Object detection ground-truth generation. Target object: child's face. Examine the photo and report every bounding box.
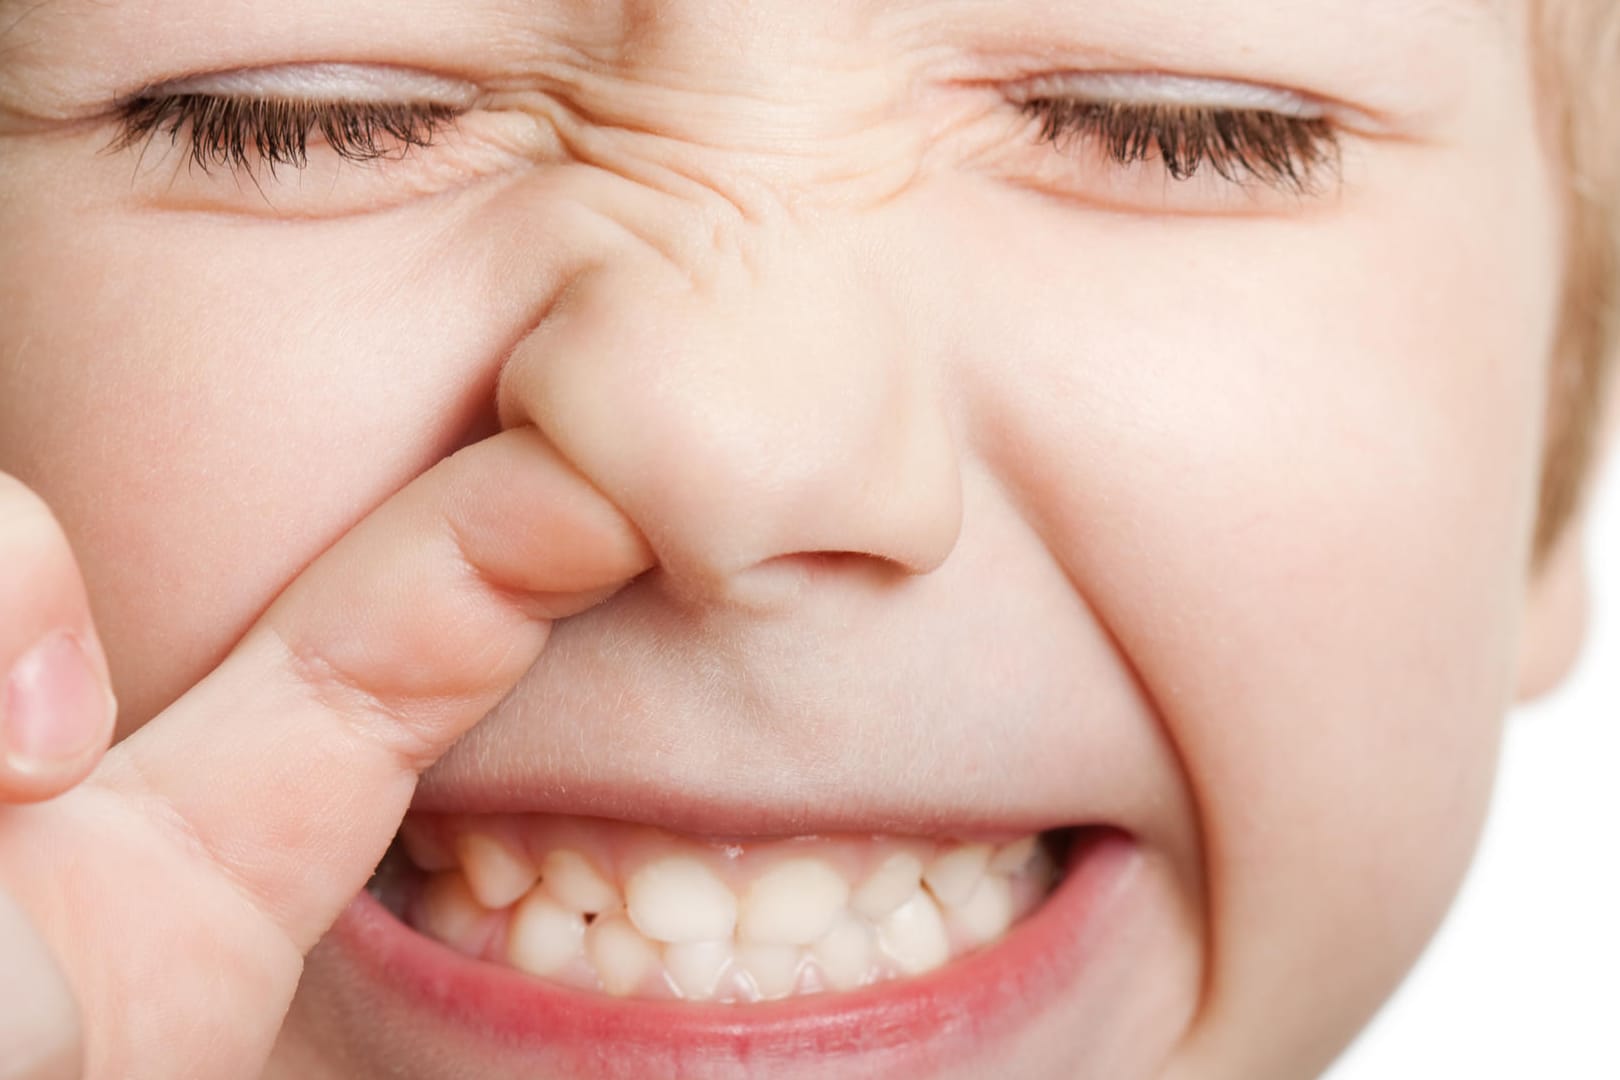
[0,1,1578,1077]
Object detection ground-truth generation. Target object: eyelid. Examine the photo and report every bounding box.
[1008,72,1340,122]
[140,62,480,109]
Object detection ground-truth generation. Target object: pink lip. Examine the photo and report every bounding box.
[329,829,1141,1078]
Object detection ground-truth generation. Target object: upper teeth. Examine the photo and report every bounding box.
[851,851,924,920]
[455,833,541,909]
[738,858,850,946]
[921,842,992,907]
[399,815,1057,1003]
[626,856,739,943]
[540,848,621,915]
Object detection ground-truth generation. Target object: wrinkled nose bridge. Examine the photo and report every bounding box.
[495,239,963,597]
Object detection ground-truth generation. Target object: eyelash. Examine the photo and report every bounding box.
[109,95,457,174]
[106,90,1340,196]
[1020,97,1341,193]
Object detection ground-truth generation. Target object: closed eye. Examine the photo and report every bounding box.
[1020,96,1341,194]
[108,94,463,177]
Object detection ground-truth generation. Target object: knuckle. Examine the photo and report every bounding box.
[266,628,446,775]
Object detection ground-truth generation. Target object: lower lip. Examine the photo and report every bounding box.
[331,829,1140,1078]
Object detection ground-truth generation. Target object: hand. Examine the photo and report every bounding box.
[0,429,651,1079]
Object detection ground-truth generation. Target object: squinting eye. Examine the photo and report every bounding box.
[1021,97,1340,194]
[1006,73,1344,199]
[108,94,462,176]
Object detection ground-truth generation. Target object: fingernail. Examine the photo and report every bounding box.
[2,631,116,773]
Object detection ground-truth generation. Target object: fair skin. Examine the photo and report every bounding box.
[0,0,1605,1078]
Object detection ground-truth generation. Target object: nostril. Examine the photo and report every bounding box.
[762,550,915,583]
[648,550,913,615]
[755,551,914,608]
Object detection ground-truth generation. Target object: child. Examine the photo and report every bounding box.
[0,1,1615,1077]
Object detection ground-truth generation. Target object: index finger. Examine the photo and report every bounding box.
[101,425,651,949]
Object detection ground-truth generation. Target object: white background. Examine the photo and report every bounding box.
[1327,452,1620,1078]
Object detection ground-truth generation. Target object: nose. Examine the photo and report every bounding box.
[495,225,962,608]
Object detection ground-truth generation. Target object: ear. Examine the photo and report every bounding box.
[1515,521,1591,702]
[1517,368,1620,701]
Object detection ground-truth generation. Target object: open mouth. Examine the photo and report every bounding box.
[328,818,1155,1079]
[368,814,1080,1004]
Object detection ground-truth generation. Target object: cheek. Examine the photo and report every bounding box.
[942,136,1560,1065]
[0,208,506,731]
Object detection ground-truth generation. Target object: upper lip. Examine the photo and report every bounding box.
[407,667,1139,843]
[406,569,1184,855]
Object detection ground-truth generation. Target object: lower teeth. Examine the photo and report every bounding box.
[369,821,1068,1003]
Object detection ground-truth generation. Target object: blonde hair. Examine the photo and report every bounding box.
[1535,0,1620,563]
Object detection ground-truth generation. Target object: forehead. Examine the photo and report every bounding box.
[0,0,1515,98]
[0,0,1505,36]
[0,0,1523,145]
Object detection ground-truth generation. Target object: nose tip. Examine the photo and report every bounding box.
[496,248,962,606]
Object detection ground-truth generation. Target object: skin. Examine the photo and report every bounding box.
[0,0,1607,1077]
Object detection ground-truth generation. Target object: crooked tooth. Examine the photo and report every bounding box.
[923,843,992,907]
[851,852,923,922]
[418,872,491,956]
[988,836,1038,876]
[811,912,874,992]
[943,874,1015,948]
[664,940,732,1002]
[541,849,621,915]
[735,943,803,1001]
[586,913,661,997]
[877,892,950,976]
[739,857,849,946]
[456,833,540,910]
[626,855,737,944]
[506,890,586,977]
